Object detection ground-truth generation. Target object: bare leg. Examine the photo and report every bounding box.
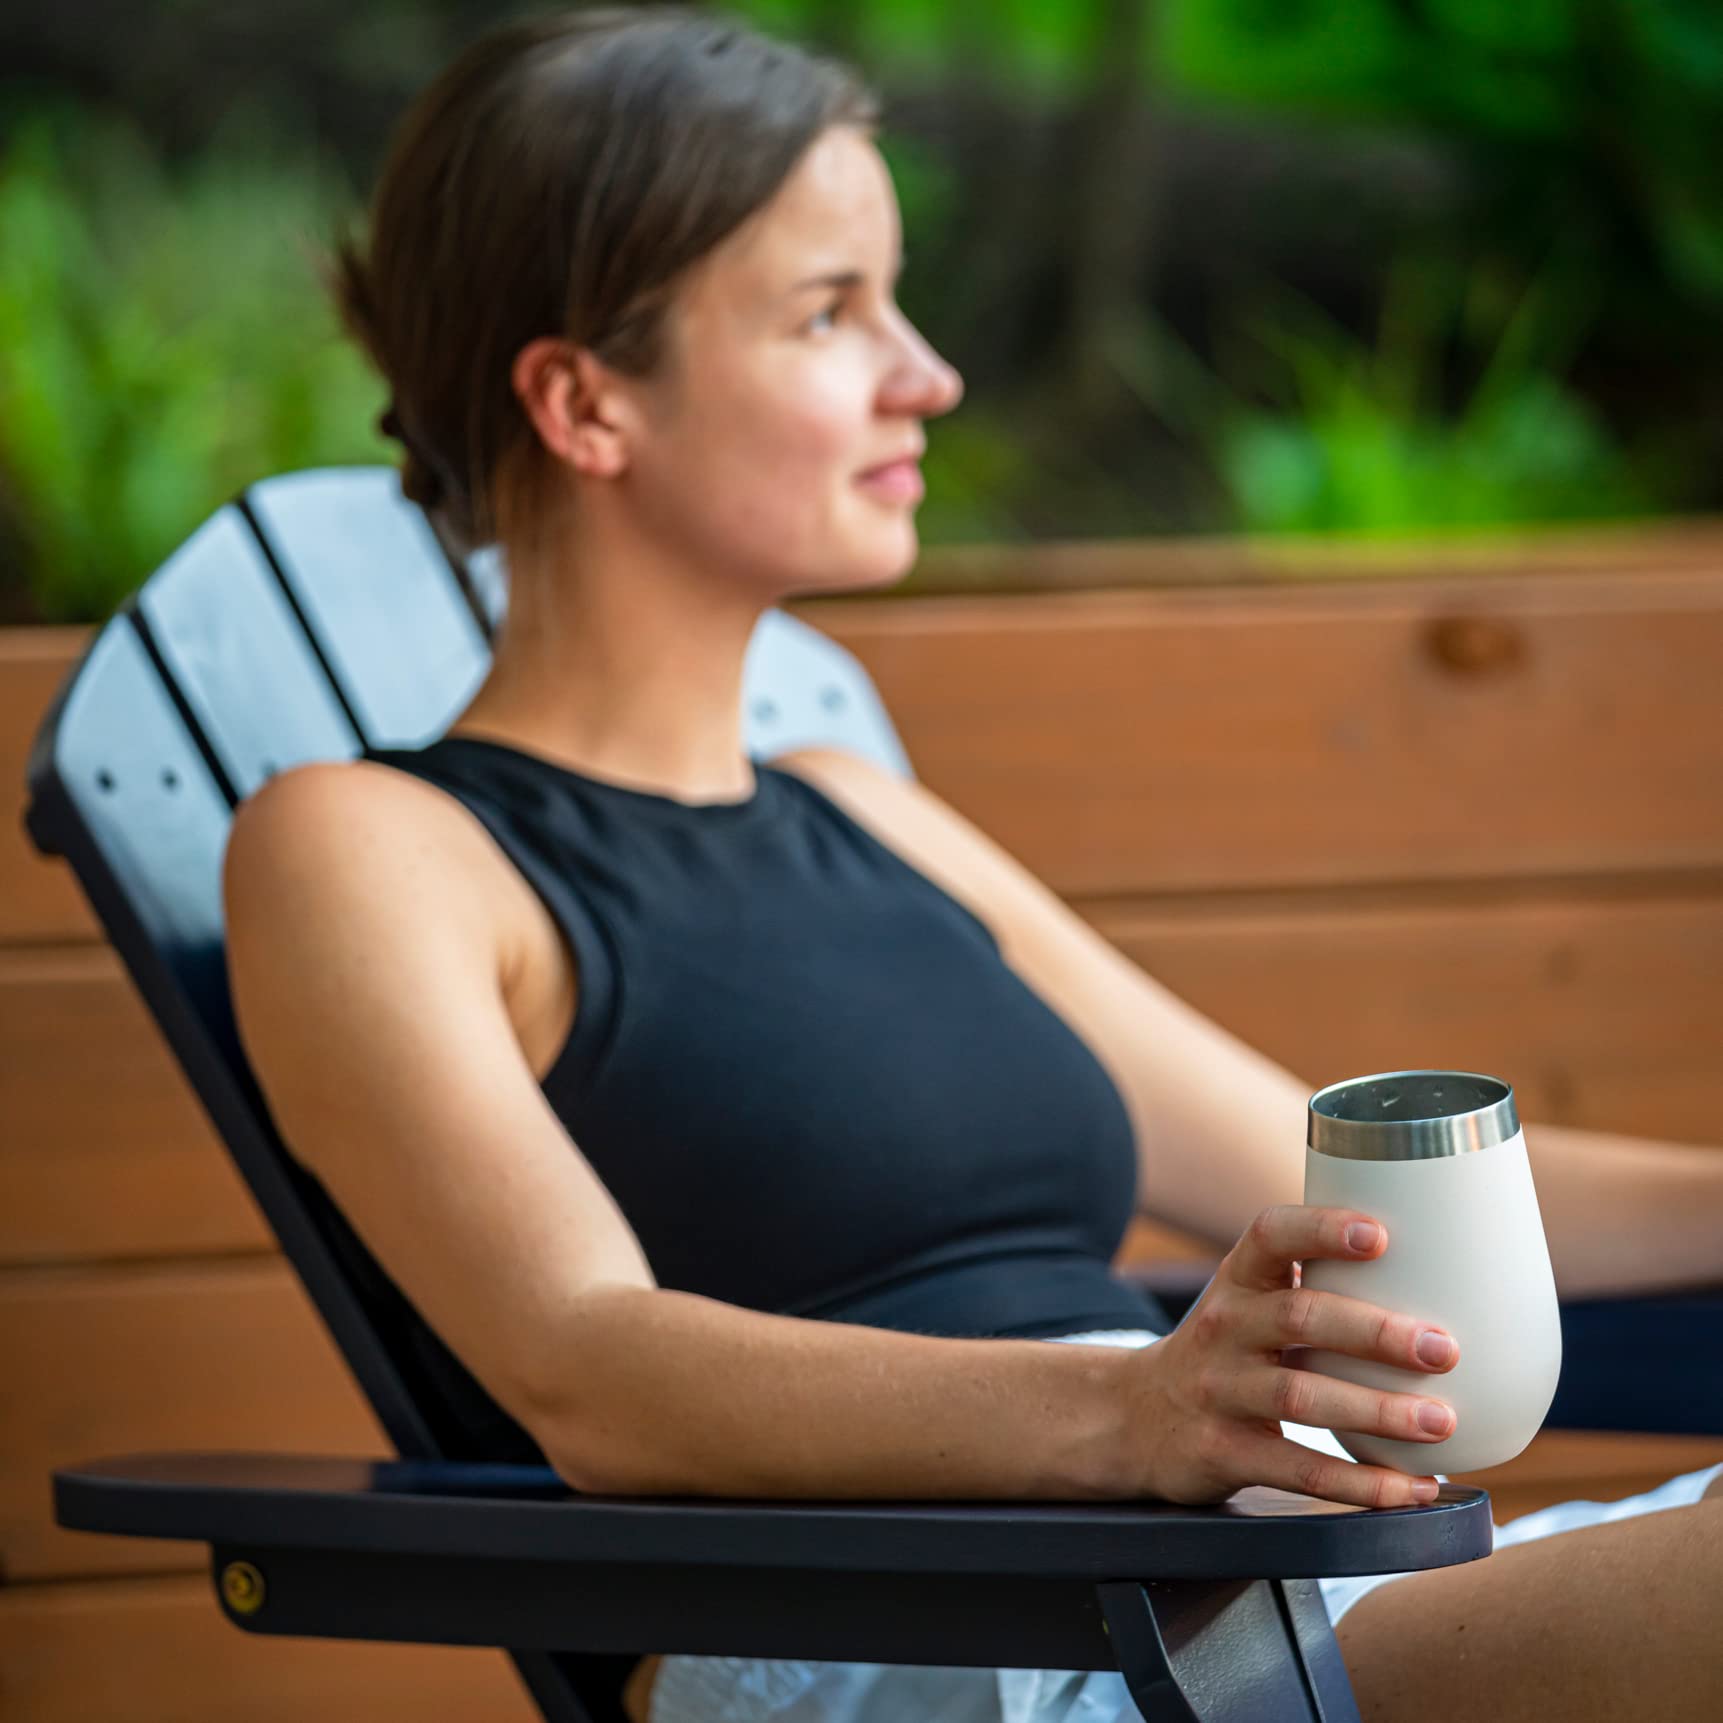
[1335,1489,1723,1721]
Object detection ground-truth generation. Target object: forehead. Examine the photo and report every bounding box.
[753,125,896,260]
[687,126,900,310]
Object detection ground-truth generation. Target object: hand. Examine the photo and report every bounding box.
[1115,1204,1460,1509]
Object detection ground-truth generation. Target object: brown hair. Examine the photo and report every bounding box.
[327,5,880,553]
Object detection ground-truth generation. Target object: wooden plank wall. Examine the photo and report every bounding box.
[7,558,1723,1717]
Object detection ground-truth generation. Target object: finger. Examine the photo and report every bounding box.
[1227,1205,1387,1294]
[1239,1429,1442,1511]
[1224,1363,1456,1445]
[1251,1285,1460,1375]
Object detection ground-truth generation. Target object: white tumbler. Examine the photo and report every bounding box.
[1299,1070,1562,1475]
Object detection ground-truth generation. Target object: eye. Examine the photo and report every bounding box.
[805,297,844,335]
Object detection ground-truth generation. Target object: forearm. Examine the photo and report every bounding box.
[537,1283,1134,1500]
[1526,1120,1723,1300]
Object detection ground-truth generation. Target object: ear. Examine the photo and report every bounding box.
[511,336,636,479]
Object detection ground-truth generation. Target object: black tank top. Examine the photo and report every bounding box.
[352,735,1167,1453]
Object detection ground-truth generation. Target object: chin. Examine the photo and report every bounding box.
[777,539,918,602]
[858,547,919,592]
[853,521,925,589]
[845,557,919,597]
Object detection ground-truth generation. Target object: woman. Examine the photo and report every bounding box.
[222,9,1723,1720]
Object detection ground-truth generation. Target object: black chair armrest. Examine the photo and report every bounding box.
[55,1450,1488,1579]
[55,1451,1489,1674]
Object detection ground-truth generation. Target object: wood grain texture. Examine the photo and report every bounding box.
[1,626,98,943]
[0,1260,385,1582]
[906,517,1723,596]
[1091,879,1723,1146]
[0,1573,536,1723]
[0,946,268,1267]
[802,569,1723,897]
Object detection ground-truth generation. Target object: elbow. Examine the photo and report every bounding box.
[542,1424,634,1496]
[528,1386,645,1494]
[521,1280,663,1496]
[541,1413,692,1497]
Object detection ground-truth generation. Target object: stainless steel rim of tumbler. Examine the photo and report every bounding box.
[1307,1070,1520,1161]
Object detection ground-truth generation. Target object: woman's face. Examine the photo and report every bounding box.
[624,124,964,598]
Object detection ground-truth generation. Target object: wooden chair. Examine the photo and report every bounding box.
[43,462,1716,1721]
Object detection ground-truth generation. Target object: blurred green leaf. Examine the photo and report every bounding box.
[1109,260,1667,538]
[0,106,391,622]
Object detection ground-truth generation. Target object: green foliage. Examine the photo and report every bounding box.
[1110,262,1672,537]
[4,2,1720,614]
[873,130,958,261]
[915,415,1043,548]
[724,0,1139,101]
[1164,0,1582,137]
[1163,0,1723,318]
[0,107,390,622]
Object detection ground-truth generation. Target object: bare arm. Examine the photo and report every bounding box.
[531,1284,1131,1497]
[1520,1121,1723,1300]
[222,761,1134,1500]
[226,761,1454,1511]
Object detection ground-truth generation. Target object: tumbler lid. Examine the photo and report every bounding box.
[1307,1070,1519,1161]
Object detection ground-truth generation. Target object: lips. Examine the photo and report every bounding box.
[856,459,925,503]
[858,441,925,479]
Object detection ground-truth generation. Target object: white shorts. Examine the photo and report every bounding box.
[648,1327,1723,1723]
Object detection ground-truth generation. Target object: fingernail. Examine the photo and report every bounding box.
[1347,1222,1380,1253]
[1417,1331,1455,1367]
[1417,1402,1453,1435]
[1412,1481,1440,1502]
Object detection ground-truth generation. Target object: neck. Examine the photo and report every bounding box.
[451,529,767,805]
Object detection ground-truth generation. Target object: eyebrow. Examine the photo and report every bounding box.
[788,254,908,296]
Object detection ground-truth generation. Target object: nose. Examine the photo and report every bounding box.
[883,316,965,418]
[923,350,964,416]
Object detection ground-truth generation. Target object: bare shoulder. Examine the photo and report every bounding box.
[217,757,659,1465]
[221,758,546,1082]
[225,761,530,951]
[225,759,500,952]
[770,746,1072,960]
[228,754,483,864]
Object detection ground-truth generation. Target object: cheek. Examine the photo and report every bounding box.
[740,368,858,479]
[694,368,873,544]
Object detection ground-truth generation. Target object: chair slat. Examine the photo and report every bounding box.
[463,543,510,638]
[742,609,913,776]
[137,507,360,799]
[29,614,458,1472]
[45,618,233,973]
[245,469,490,749]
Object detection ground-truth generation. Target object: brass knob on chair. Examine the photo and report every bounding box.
[1424,615,1526,676]
[221,1560,267,1615]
